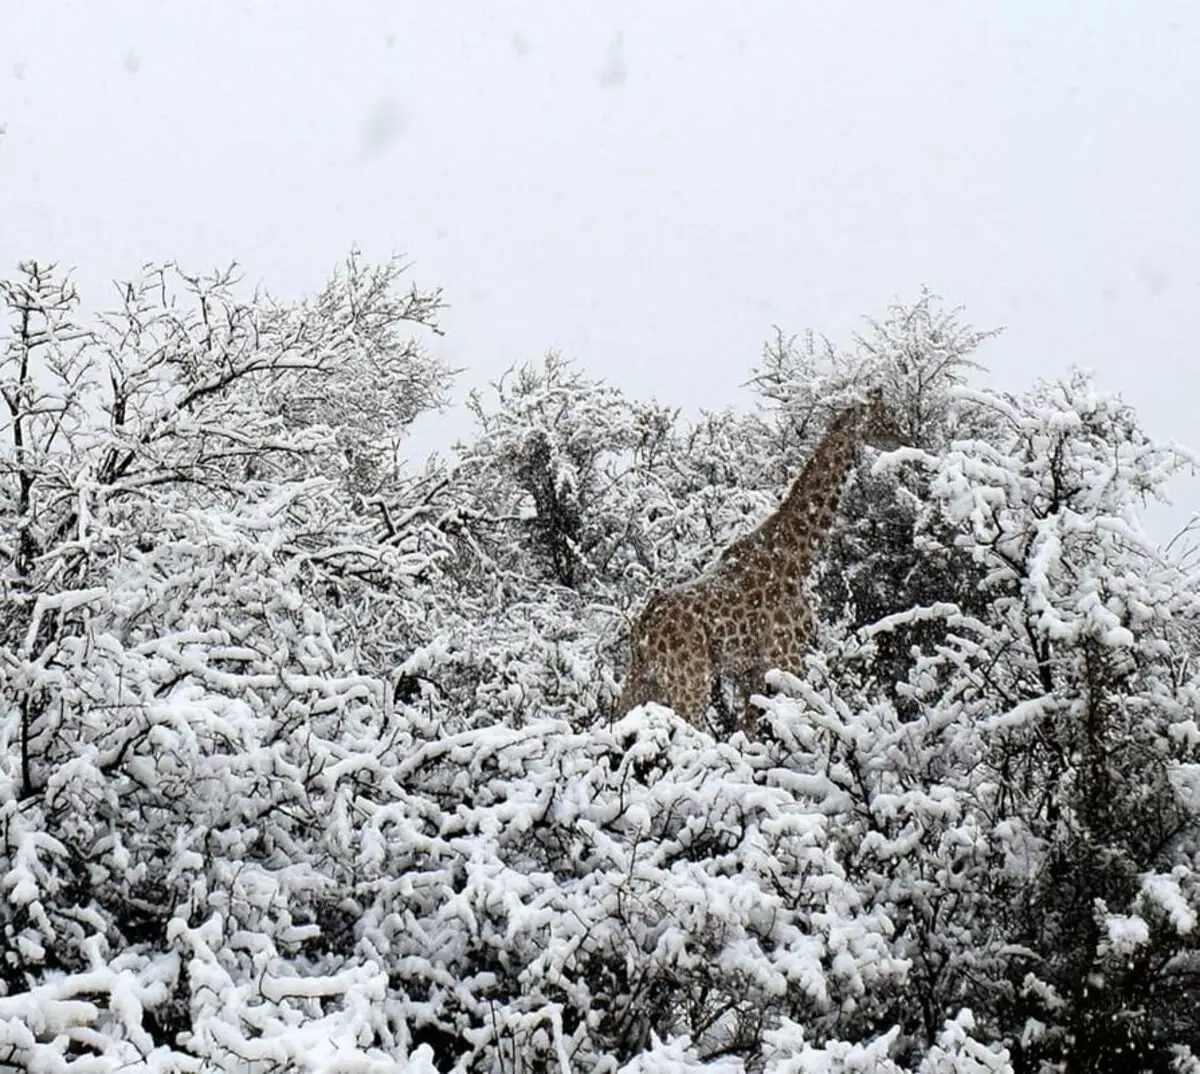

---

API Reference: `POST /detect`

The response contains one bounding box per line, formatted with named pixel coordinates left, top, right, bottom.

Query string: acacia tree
left=0, top=255, right=452, bottom=784
left=454, top=352, right=679, bottom=594
left=919, top=376, right=1200, bottom=1070
left=0, top=254, right=450, bottom=566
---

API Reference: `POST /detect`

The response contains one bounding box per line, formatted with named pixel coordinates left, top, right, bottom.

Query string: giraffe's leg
left=616, top=597, right=672, bottom=718
left=746, top=618, right=812, bottom=736
left=614, top=644, right=641, bottom=718
left=619, top=598, right=722, bottom=729
left=733, top=664, right=768, bottom=740
left=670, top=649, right=716, bottom=729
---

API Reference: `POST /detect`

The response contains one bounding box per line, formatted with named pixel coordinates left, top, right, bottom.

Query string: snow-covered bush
left=0, top=257, right=454, bottom=1071
left=756, top=369, right=1200, bottom=1069
left=455, top=352, right=678, bottom=593
left=3, top=268, right=1200, bottom=1073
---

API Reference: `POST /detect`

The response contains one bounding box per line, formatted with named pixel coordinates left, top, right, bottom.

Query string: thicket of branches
left=2, top=258, right=1199, bottom=1074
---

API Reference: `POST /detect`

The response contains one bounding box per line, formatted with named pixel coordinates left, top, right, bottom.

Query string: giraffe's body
left=618, top=397, right=902, bottom=730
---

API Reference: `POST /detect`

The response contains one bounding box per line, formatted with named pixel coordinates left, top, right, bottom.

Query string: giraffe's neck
left=769, top=405, right=866, bottom=579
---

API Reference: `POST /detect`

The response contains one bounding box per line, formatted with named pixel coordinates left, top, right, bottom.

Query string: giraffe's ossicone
left=617, top=394, right=904, bottom=734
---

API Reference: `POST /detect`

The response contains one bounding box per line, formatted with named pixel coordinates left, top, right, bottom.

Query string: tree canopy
left=2, top=259, right=1199, bottom=1073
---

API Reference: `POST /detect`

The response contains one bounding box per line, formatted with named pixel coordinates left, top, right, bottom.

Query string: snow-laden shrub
left=4, top=270, right=1200, bottom=1073
left=756, top=371, right=1200, bottom=1069
left=455, top=352, right=679, bottom=593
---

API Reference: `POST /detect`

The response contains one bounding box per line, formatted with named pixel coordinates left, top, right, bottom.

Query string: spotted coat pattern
left=617, top=397, right=902, bottom=733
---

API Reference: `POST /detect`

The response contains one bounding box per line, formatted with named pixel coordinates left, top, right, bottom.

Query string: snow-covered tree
left=0, top=256, right=454, bottom=1070
left=752, top=369, right=1200, bottom=1070
left=4, top=269, right=1200, bottom=1074
left=452, top=352, right=678, bottom=594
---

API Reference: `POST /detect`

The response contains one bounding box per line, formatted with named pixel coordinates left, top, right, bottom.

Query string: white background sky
left=3, top=3, right=1198, bottom=537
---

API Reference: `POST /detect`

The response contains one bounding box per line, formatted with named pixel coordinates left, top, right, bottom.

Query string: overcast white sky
left=3, top=3, right=1198, bottom=536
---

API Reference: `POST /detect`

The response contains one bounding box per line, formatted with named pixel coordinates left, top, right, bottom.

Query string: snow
left=1104, top=913, right=1151, bottom=954
left=1140, top=872, right=1197, bottom=935
left=3, top=272, right=1200, bottom=1069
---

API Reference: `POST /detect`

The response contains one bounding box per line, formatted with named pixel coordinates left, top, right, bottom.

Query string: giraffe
left=617, top=393, right=904, bottom=734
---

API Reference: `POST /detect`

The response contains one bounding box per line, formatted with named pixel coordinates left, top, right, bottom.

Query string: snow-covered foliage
left=3, top=261, right=1200, bottom=1073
